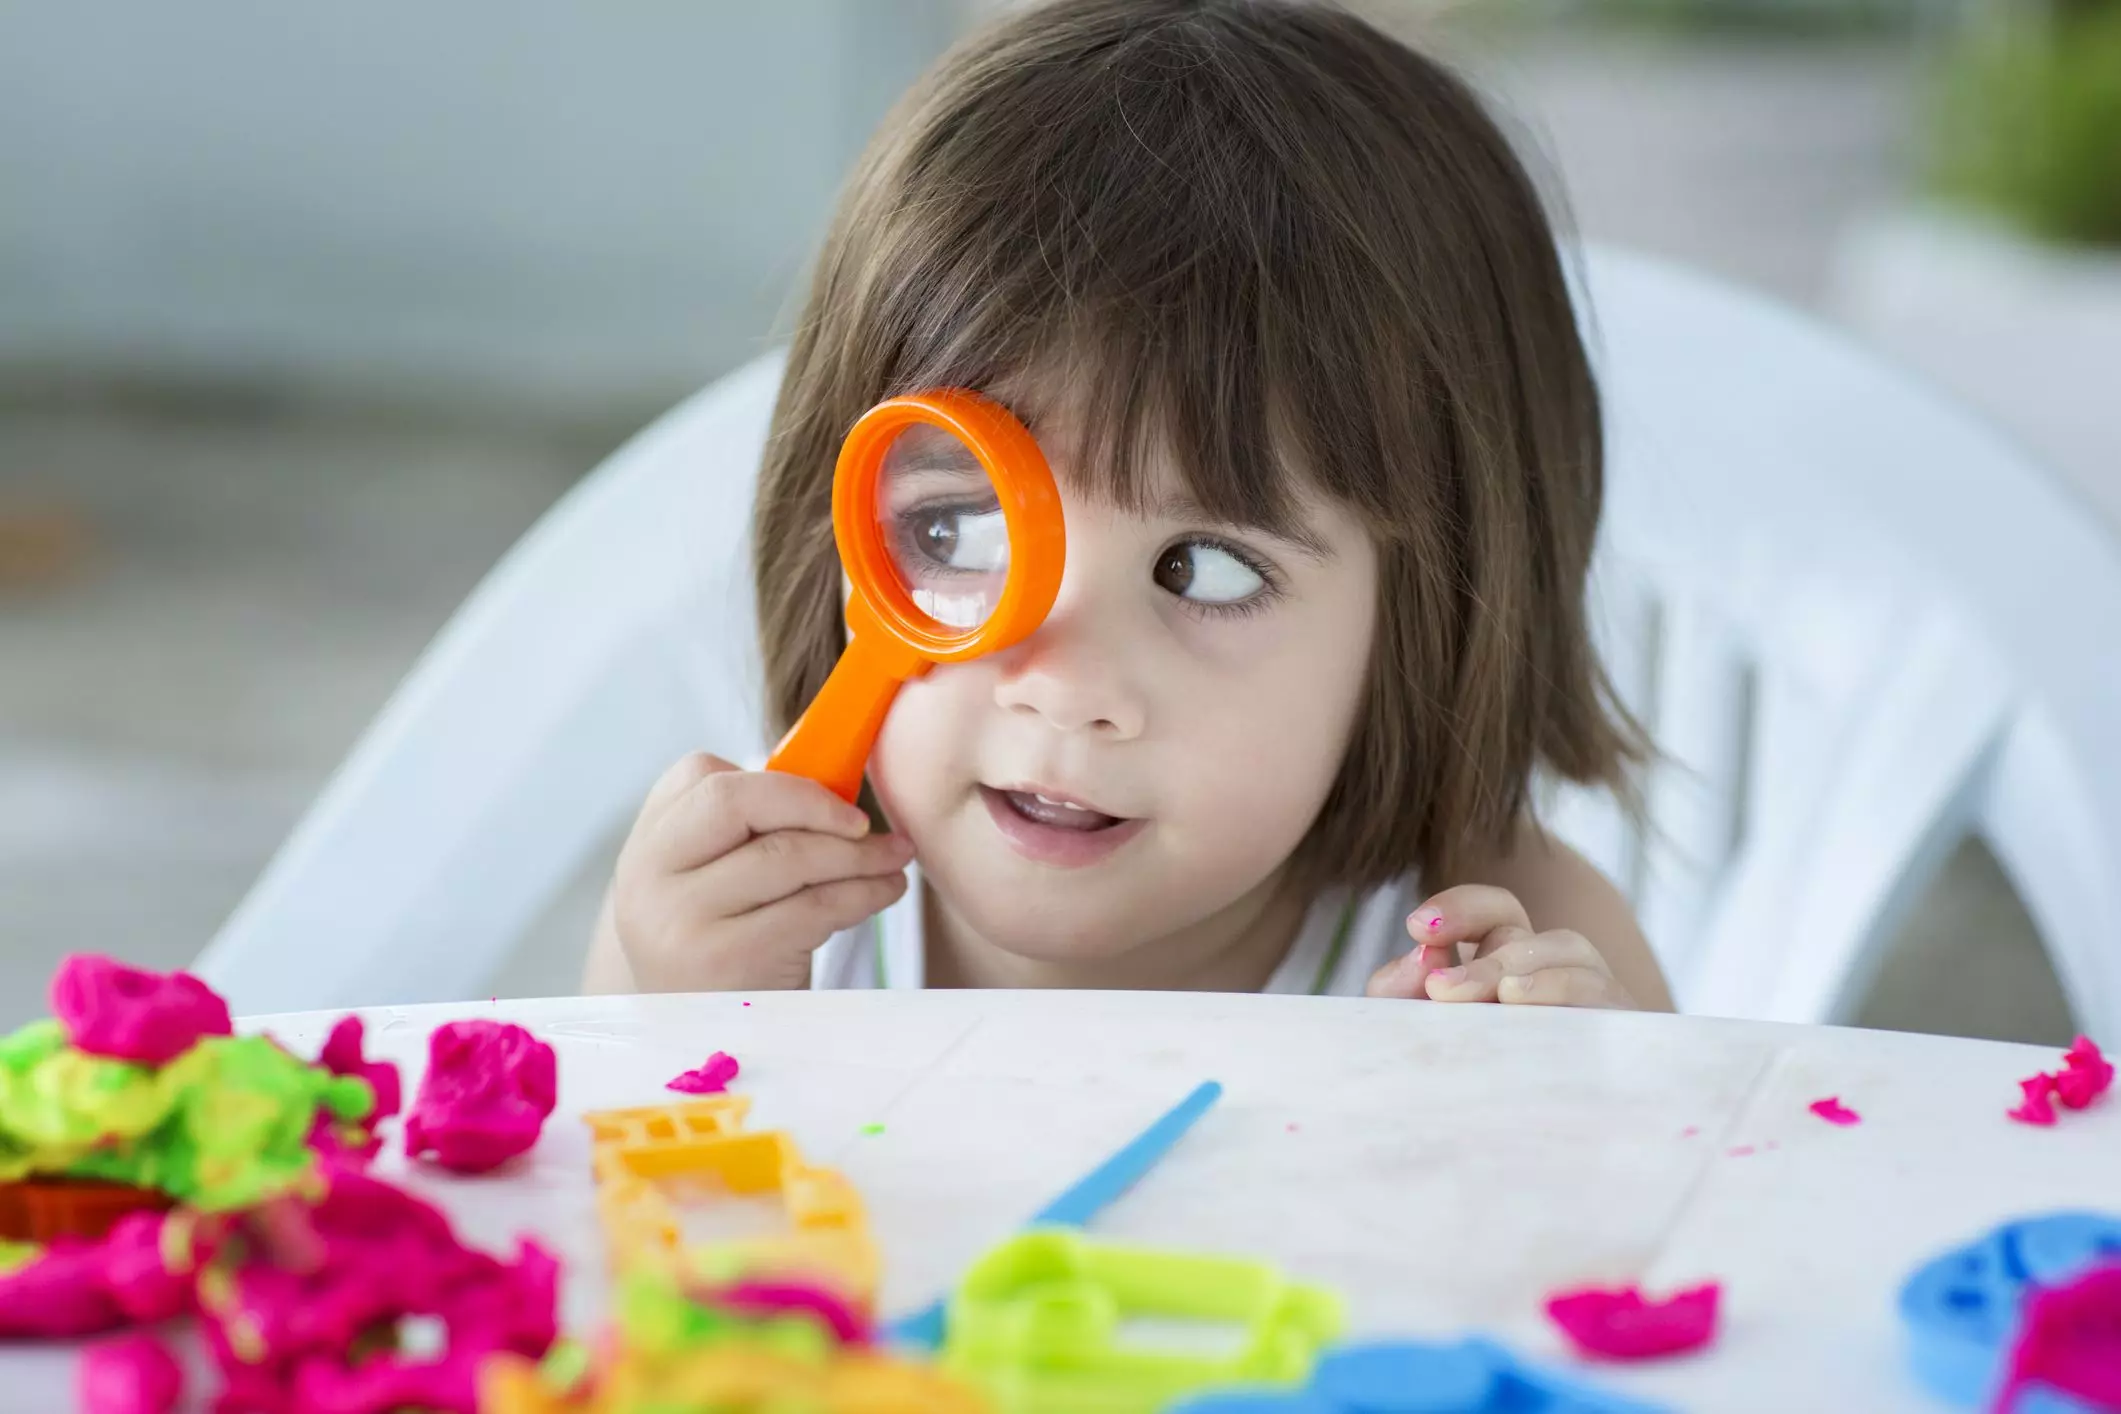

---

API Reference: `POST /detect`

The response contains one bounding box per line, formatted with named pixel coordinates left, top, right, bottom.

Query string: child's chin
left=953, top=894, right=1147, bottom=964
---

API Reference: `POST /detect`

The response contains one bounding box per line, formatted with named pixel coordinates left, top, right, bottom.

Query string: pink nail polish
left=1425, top=912, right=1444, bottom=931
left=1434, top=966, right=1465, bottom=985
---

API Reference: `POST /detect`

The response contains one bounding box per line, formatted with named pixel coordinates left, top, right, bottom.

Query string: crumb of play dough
left=711, top=1276, right=872, bottom=1345
left=2008, top=1038, right=2111, bottom=1125
left=76, top=1331, right=184, bottom=1414
left=860, top=1123, right=885, bottom=1136
left=1679, top=1126, right=1699, bottom=1139
left=2009, top=1072, right=2060, bottom=1127
left=51, top=955, right=232, bottom=1067
left=403, top=1021, right=557, bottom=1173
left=1808, top=1097, right=1861, bottom=1126
left=2055, top=1036, right=2113, bottom=1110
left=309, top=1015, right=402, bottom=1165
left=0, top=1211, right=189, bottom=1338
left=193, top=1168, right=557, bottom=1412
left=1545, top=1282, right=1720, bottom=1360
left=1727, top=1145, right=1755, bottom=1158
left=665, top=1052, right=740, bottom=1096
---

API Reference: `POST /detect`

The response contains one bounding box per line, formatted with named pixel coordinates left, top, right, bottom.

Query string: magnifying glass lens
left=878, top=423, right=1010, bottom=631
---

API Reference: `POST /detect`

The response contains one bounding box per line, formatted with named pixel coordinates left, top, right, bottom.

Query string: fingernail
left=1413, top=909, right=1443, bottom=932
left=1432, top=966, right=1465, bottom=986
left=1498, top=976, right=1525, bottom=1002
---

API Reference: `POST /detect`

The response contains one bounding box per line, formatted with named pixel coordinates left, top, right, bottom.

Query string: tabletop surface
left=9, top=989, right=2117, bottom=1412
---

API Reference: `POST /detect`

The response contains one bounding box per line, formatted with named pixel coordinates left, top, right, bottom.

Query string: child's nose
left=989, top=612, right=1146, bottom=741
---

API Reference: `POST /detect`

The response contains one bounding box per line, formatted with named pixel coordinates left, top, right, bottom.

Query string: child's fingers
left=1364, top=942, right=1456, bottom=1000
left=651, top=871, right=908, bottom=993
left=1496, top=968, right=1637, bottom=1010
left=727, top=872, right=911, bottom=966
left=640, top=751, right=737, bottom=826
left=1424, top=929, right=1604, bottom=1003
left=695, top=828, right=915, bottom=917
left=648, top=767, right=875, bottom=874
left=1406, top=884, right=1533, bottom=954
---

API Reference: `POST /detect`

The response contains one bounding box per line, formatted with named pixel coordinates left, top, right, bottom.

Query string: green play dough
left=0, top=1023, right=376, bottom=1211
left=619, top=1267, right=835, bottom=1366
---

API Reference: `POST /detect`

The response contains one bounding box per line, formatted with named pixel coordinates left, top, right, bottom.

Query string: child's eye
left=1152, top=539, right=1274, bottom=609
left=898, top=502, right=1008, bottom=575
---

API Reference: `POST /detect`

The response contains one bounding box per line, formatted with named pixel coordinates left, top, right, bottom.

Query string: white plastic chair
left=195, top=248, right=2121, bottom=1040
left=196, top=352, right=782, bottom=1015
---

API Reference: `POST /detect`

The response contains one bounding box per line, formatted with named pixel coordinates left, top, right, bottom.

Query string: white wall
left=0, top=1, right=967, bottom=411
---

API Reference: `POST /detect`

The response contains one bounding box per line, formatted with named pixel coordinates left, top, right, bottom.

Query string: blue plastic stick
left=886, top=1078, right=1225, bottom=1349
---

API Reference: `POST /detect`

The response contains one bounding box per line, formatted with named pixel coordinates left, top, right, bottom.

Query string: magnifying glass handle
left=765, top=629, right=927, bottom=804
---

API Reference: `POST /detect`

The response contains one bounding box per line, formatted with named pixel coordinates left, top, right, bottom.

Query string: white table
left=10, top=992, right=2118, bottom=1412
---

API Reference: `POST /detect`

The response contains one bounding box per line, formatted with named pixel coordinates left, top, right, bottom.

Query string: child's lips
left=997, top=789, right=1120, bottom=832
left=979, top=785, right=1145, bottom=867
left=987, top=781, right=1128, bottom=825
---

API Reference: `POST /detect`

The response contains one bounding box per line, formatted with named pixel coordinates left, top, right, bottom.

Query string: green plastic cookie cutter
left=941, top=1229, right=1345, bottom=1414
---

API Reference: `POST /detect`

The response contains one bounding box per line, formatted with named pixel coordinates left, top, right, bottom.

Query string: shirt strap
left=1308, top=894, right=1360, bottom=995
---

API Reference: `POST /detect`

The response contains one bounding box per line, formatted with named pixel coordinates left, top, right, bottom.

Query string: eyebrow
left=1149, top=490, right=1334, bottom=564
left=887, top=440, right=981, bottom=470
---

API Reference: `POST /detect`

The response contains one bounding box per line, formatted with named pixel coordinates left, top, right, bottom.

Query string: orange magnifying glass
left=765, top=389, right=1065, bottom=803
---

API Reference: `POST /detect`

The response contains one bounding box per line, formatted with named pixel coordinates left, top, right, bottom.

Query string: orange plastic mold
left=0, top=1176, right=175, bottom=1244
left=582, top=1099, right=878, bottom=1309
left=480, top=1345, right=992, bottom=1414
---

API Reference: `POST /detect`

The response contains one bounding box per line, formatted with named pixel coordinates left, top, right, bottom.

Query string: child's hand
left=607, top=753, right=914, bottom=992
left=1364, top=884, right=1638, bottom=1010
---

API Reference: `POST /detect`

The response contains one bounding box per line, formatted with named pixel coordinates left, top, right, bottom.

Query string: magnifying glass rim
left=834, top=389, right=1063, bottom=663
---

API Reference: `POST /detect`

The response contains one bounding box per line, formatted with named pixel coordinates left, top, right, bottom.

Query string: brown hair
left=753, top=0, right=1641, bottom=890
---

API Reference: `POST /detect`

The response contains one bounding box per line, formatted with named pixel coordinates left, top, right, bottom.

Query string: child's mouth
left=979, top=784, right=1144, bottom=868
left=993, top=787, right=1123, bottom=832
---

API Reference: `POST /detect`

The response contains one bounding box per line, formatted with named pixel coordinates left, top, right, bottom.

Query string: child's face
left=864, top=413, right=1378, bottom=971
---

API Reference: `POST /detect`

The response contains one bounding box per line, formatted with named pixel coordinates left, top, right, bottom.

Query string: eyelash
left=1168, top=536, right=1284, bottom=621
left=894, top=499, right=997, bottom=575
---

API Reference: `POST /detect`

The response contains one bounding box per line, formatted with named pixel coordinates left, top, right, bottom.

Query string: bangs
left=836, top=3, right=1455, bottom=551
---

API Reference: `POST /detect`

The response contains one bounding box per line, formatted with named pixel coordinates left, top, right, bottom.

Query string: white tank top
left=809, top=865, right=1425, bottom=995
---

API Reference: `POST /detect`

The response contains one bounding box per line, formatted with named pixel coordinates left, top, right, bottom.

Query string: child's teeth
left=1035, top=794, right=1076, bottom=809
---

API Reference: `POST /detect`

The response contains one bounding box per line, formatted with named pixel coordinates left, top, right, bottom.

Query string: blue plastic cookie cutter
left=1163, top=1336, right=1668, bottom=1414
left=1898, top=1210, right=2121, bottom=1413
left=888, top=1079, right=1226, bottom=1350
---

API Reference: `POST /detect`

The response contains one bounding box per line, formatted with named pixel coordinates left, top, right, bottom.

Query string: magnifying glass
left=765, top=389, right=1064, bottom=803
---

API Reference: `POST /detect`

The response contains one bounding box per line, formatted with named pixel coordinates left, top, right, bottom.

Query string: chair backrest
left=195, top=248, right=2121, bottom=1038
left=1552, top=251, right=2121, bottom=1037
left=198, top=353, right=783, bottom=1014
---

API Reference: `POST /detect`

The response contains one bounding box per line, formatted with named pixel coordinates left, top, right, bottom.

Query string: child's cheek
left=866, top=664, right=979, bottom=836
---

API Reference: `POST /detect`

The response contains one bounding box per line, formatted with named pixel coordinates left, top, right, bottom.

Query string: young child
left=585, top=0, right=1673, bottom=1013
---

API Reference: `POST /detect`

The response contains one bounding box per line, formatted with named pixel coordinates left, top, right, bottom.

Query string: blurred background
left=2, top=0, right=2115, bottom=1035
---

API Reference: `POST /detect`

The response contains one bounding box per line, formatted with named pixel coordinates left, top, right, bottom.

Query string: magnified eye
left=1154, top=541, right=1266, bottom=605
left=875, top=418, right=1015, bottom=631
left=905, top=503, right=1007, bottom=574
